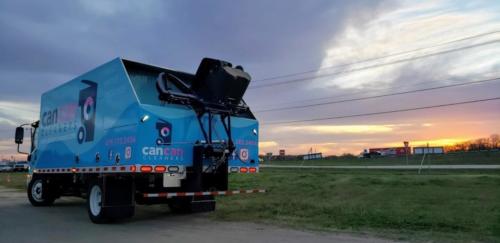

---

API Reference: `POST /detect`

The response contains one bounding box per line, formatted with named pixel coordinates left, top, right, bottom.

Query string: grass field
left=264, top=150, right=500, bottom=166
left=215, top=169, right=500, bottom=242
left=0, top=172, right=27, bottom=190
left=1, top=170, right=499, bottom=242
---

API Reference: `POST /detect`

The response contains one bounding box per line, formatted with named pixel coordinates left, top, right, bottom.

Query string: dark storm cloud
left=0, top=0, right=390, bottom=102
left=0, top=0, right=400, bottom=156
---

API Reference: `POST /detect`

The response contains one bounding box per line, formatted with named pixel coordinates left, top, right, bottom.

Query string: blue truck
left=14, top=57, right=261, bottom=223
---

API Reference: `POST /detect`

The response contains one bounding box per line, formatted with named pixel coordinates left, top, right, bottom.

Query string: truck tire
left=27, top=177, right=56, bottom=206
left=87, top=181, right=110, bottom=223
left=87, top=180, right=135, bottom=223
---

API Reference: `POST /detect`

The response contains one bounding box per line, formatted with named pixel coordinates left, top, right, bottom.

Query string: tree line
left=445, top=134, right=500, bottom=152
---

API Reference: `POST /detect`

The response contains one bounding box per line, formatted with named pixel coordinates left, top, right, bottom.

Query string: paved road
left=261, top=164, right=500, bottom=170
left=0, top=186, right=395, bottom=243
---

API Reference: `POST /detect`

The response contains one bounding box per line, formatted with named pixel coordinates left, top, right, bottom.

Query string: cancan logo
left=77, top=80, right=97, bottom=144
left=155, top=119, right=172, bottom=145
left=142, top=147, right=184, bottom=156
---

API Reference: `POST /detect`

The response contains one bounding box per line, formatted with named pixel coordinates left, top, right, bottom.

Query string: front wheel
left=27, top=178, right=55, bottom=206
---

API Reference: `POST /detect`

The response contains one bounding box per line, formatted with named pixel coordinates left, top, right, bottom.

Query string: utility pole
left=404, top=141, right=409, bottom=165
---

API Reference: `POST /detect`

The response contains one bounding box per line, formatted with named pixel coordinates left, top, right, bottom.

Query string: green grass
left=2, top=170, right=499, bottom=241
left=0, top=172, right=27, bottom=190
left=214, top=169, right=500, bottom=242
left=264, top=150, right=500, bottom=166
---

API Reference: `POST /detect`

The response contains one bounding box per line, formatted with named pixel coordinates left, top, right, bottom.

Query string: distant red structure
left=279, top=149, right=285, bottom=156
left=369, top=147, right=409, bottom=156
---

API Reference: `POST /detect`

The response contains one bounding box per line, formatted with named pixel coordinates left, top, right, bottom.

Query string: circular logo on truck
left=239, top=148, right=249, bottom=162
left=83, top=96, right=95, bottom=121
left=77, top=127, right=86, bottom=144
left=160, top=127, right=170, bottom=137
left=125, top=146, right=132, bottom=160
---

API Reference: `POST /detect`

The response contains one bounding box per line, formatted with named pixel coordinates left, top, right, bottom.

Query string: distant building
left=303, top=152, right=322, bottom=160
left=369, top=147, right=408, bottom=156
left=279, top=149, right=285, bottom=156
left=413, top=146, right=444, bottom=154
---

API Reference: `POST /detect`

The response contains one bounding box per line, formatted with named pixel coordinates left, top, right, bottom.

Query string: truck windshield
left=32, top=127, right=38, bottom=152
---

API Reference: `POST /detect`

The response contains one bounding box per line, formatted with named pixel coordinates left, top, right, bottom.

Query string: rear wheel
left=87, top=179, right=135, bottom=223
left=87, top=181, right=109, bottom=223
left=27, top=177, right=55, bottom=206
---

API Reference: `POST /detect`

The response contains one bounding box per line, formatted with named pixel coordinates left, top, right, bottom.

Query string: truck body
left=15, top=57, right=261, bottom=223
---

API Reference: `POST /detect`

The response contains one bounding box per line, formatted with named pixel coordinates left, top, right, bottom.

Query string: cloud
left=259, top=141, right=279, bottom=148
left=317, top=0, right=500, bottom=90
left=383, top=137, right=470, bottom=147
left=273, top=124, right=396, bottom=134
left=0, top=101, right=39, bottom=122
left=1, top=0, right=498, bottom=157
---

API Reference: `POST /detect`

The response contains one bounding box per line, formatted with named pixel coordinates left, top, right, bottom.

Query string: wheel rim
left=89, top=185, right=102, bottom=216
left=31, top=180, right=43, bottom=202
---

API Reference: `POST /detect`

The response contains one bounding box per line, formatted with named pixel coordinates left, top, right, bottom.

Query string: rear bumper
left=142, top=189, right=266, bottom=198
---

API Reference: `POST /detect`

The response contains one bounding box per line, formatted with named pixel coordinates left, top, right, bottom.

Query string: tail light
left=168, top=166, right=179, bottom=172
left=249, top=167, right=257, bottom=173
left=140, top=165, right=153, bottom=173
left=130, top=165, right=137, bottom=172
left=155, top=166, right=166, bottom=173
left=240, top=167, right=248, bottom=173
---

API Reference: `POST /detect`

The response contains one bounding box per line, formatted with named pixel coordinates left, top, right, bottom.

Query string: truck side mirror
left=15, top=127, right=24, bottom=144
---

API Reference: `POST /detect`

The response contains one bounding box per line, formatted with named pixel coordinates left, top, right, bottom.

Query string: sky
left=0, top=0, right=499, bottom=160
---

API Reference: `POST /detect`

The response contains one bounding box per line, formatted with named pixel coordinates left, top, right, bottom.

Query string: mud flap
left=169, top=195, right=216, bottom=213
left=101, top=176, right=135, bottom=219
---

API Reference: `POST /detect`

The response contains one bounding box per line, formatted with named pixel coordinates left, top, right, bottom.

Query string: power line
left=262, top=97, right=500, bottom=125
left=254, top=77, right=500, bottom=113
left=249, top=39, right=500, bottom=89
left=253, top=30, right=500, bottom=83
left=257, top=72, right=500, bottom=107
left=252, top=71, right=500, bottom=108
